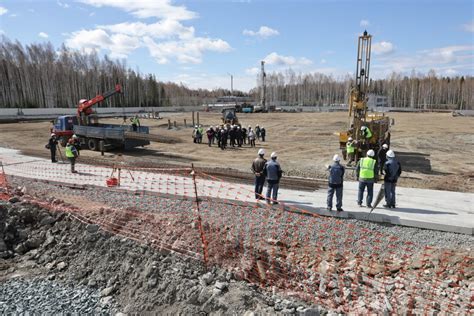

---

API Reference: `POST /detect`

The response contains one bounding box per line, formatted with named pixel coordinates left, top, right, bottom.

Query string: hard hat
left=50, top=133, right=55, bottom=137
left=271, top=152, right=277, bottom=158
left=367, top=149, right=375, bottom=157
left=333, top=154, right=341, bottom=162
left=382, top=144, right=388, bottom=149
left=248, top=125, right=251, bottom=128
left=361, top=126, right=367, bottom=130
left=348, top=137, right=353, bottom=141
left=72, top=134, right=78, bottom=139
left=79, top=99, right=87, bottom=104
left=258, top=148, right=265, bottom=156
left=386, top=150, right=395, bottom=158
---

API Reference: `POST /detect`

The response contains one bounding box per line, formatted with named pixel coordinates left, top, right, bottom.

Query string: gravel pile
left=0, top=278, right=109, bottom=314
left=3, top=175, right=473, bottom=314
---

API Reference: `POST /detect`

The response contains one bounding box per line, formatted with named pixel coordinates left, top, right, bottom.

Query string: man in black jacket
left=251, top=149, right=267, bottom=200
left=383, top=150, right=402, bottom=208
left=48, top=133, right=58, bottom=163
left=327, top=154, right=345, bottom=211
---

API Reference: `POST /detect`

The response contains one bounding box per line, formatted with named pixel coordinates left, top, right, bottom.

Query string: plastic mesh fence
left=0, top=159, right=471, bottom=314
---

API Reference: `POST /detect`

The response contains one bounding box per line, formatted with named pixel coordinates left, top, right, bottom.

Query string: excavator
left=338, top=31, right=391, bottom=162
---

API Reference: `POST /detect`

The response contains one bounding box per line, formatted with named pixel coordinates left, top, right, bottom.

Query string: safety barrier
left=0, top=159, right=471, bottom=314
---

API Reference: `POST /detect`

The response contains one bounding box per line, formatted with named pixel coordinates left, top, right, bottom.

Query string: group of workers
left=47, top=133, right=80, bottom=173
left=327, top=144, right=402, bottom=212
left=193, top=124, right=267, bottom=150
left=251, top=149, right=283, bottom=204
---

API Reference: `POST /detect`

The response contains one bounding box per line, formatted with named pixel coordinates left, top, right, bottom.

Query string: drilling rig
left=339, top=31, right=391, bottom=162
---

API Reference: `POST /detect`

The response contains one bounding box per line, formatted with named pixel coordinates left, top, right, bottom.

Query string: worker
left=236, top=126, right=243, bottom=147
left=229, top=125, right=236, bottom=147
left=360, top=126, right=373, bottom=140
left=65, top=139, right=79, bottom=173
left=383, top=150, right=402, bottom=208
left=251, top=148, right=267, bottom=200
left=255, top=125, right=261, bottom=140
left=206, top=128, right=213, bottom=147
left=260, top=127, right=266, bottom=142
left=131, top=115, right=140, bottom=132
left=248, top=128, right=256, bottom=147
left=241, top=126, right=247, bottom=145
left=377, top=144, right=389, bottom=174
left=264, top=152, right=282, bottom=205
left=192, top=125, right=198, bottom=143
left=197, top=125, right=204, bottom=143
left=47, top=133, right=58, bottom=163
left=71, top=134, right=81, bottom=156
left=327, top=154, right=345, bottom=212
left=356, top=149, right=378, bottom=207
left=346, top=137, right=356, bottom=166
left=220, top=128, right=228, bottom=150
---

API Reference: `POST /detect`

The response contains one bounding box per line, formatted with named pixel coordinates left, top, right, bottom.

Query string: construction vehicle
left=222, top=107, right=239, bottom=125
left=52, top=85, right=150, bottom=151
left=338, top=31, right=391, bottom=161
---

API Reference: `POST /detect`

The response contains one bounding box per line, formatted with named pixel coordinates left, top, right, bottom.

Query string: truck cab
left=53, top=115, right=77, bottom=146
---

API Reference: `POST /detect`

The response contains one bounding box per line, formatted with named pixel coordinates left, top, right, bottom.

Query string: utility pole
left=260, top=61, right=266, bottom=111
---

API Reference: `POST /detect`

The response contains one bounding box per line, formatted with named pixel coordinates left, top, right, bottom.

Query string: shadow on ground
left=396, top=151, right=450, bottom=175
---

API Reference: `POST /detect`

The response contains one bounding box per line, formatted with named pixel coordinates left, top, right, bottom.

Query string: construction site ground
left=0, top=111, right=472, bottom=193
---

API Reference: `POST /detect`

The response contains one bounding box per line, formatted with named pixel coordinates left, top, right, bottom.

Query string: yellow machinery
left=339, top=31, right=391, bottom=161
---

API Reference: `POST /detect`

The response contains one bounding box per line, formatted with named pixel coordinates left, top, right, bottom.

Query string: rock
left=25, top=237, right=43, bottom=250
left=200, top=272, right=214, bottom=286
left=147, top=278, right=157, bottom=288
left=56, top=262, right=67, bottom=271
left=212, top=288, right=222, bottom=296
left=14, top=243, right=27, bottom=254
left=40, top=216, right=56, bottom=226
left=86, top=224, right=99, bottom=234
left=8, top=197, right=19, bottom=204
left=100, top=296, right=113, bottom=306
left=215, top=281, right=228, bottom=291
left=318, top=260, right=333, bottom=275
left=299, top=308, right=320, bottom=316
left=282, top=307, right=296, bottom=314
left=0, top=239, right=7, bottom=252
left=100, top=286, right=115, bottom=297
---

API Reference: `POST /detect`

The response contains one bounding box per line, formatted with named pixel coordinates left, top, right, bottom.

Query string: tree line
left=1, top=38, right=472, bottom=110
left=0, top=38, right=241, bottom=109
left=251, top=69, right=473, bottom=110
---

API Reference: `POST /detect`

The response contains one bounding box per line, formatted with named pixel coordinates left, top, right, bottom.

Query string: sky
left=0, top=0, right=473, bottom=92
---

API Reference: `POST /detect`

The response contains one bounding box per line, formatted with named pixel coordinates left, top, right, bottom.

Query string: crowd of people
left=192, top=124, right=266, bottom=150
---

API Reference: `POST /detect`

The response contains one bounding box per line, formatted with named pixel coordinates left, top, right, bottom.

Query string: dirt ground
left=0, top=111, right=473, bottom=192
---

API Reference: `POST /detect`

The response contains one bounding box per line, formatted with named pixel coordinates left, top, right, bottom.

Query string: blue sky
left=1, top=0, right=473, bottom=91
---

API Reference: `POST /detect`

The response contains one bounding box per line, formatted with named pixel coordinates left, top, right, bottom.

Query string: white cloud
left=360, top=19, right=370, bottom=27
left=243, top=26, right=279, bottom=38
left=463, top=21, right=474, bottom=33
left=372, top=41, right=395, bottom=55
left=372, top=45, right=474, bottom=77
left=9, top=14, right=17, bottom=18
left=245, top=67, right=260, bottom=75
left=78, top=0, right=196, bottom=20
left=0, top=6, right=7, bottom=15
left=57, top=1, right=70, bottom=8
left=67, top=1, right=231, bottom=64
left=263, top=52, right=312, bottom=66
left=320, top=59, right=327, bottom=64
left=38, top=32, right=49, bottom=38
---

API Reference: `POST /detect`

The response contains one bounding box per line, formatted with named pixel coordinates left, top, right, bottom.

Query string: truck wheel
left=87, top=138, right=98, bottom=151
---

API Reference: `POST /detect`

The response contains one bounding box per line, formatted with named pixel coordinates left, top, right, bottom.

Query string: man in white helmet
left=383, top=150, right=402, bottom=208
left=327, top=154, right=345, bottom=212
left=346, top=137, right=356, bottom=165
left=264, top=152, right=283, bottom=204
left=251, top=148, right=267, bottom=200
left=377, top=143, right=389, bottom=175
left=360, top=125, right=373, bottom=140
left=356, top=149, right=378, bottom=207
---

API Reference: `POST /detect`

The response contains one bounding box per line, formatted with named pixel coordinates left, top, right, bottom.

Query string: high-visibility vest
left=65, top=145, right=75, bottom=158
left=346, top=141, right=355, bottom=154
left=365, top=127, right=373, bottom=139
left=132, top=117, right=140, bottom=125
left=359, top=157, right=375, bottom=179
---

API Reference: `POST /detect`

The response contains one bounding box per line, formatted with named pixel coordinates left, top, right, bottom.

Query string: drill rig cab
left=339, top=31, right=391, bottom=162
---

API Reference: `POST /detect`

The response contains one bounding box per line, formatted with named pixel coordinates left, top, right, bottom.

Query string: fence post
left=191, top=163, right=208, bottom=267
left=192, top=111, right=195, bottom=127
left=197, top=112, right=200, bottom=125
left=184, top=119, right=187, bottom=127
left=168, top=119, right=171, bottom=129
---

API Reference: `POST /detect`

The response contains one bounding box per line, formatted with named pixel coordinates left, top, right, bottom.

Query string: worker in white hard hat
left=327, top=154, right=345, bottom=212
left=356, top=149, right=378, bottom=207
left=383, top=150, right=402, bottom=208
left=251, top=148, right=267, bottom=200
left=360, top=125, right=373, bottom=140
left=346, top=137, right=356, bottom=166
left=264, top=152, right=283, bottom=205
left=377, top=143, right=389, bottom=175
left=70, top=134, right=81, bottom=156
left=47, top=133, right=58, bottom=163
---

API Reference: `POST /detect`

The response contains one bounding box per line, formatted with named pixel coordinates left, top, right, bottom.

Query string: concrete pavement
left=1, top=147, right=472, bottom=235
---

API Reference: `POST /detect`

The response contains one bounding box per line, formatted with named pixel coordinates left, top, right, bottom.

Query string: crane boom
left=77, top=84, right=122, bottom=119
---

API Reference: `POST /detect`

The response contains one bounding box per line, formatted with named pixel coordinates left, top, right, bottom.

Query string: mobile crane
left=338, top=31, right=391, bottom=161
left=52, top=85, right=150, bottom=151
